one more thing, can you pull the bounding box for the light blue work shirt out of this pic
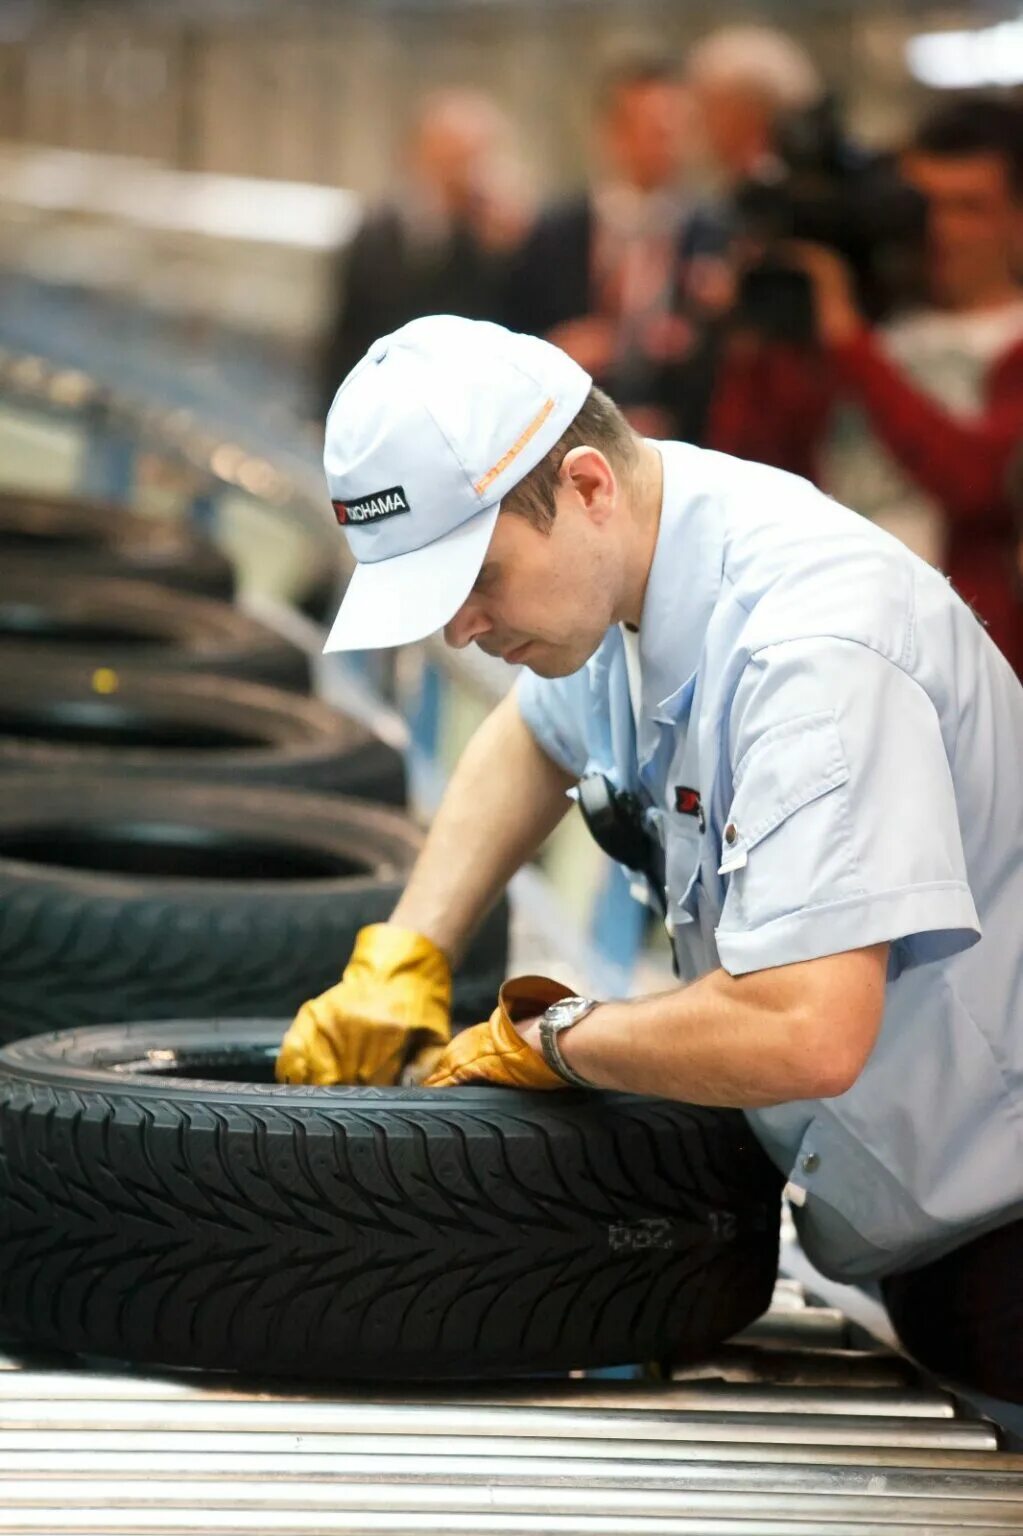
[518,439,1023,1282]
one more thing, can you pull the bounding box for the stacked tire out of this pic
[0,488,506,1039]
[0,568,311,691]
[0,487,780,1380]
[0,489,237,597]
[0,662,406,802]
[0,774,507,1038]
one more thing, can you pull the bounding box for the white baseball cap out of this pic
[322,315,592,652]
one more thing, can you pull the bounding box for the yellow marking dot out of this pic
[91,668,119,695]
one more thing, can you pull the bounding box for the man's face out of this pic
[901,150,1022,307]
[443,490,619,679]
[604,81,691,192]
[691,79,769,182]
[413,97,502,212]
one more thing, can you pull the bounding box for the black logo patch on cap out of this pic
[332,485,410,526]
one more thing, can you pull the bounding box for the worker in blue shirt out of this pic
[278,315,1023,1404]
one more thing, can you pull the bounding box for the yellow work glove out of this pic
[275,924,451,1086]
[423,976,574,1090]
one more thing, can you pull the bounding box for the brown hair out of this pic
[912,97,1023,197]
[596,53,683,118]
[502,385,638,531]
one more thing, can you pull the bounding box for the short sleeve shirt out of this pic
[518,440,1023,1282]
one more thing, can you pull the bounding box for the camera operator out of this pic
[709,97,1023,676]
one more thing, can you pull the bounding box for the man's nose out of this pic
[444,598,492,650]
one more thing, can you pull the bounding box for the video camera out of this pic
[733,95,928,344]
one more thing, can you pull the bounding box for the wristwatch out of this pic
[538,995,599,1088]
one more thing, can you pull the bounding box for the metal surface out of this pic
[671,1345,914,1387]
[0,1371,955,1419]
[4,1455,1023,1498]
[0,1475,1022,1526]
[0,1287,1018,1532]
[447,1380,957,1417]
[0,1413,997,1452]
[1,1518,1019,1536]
[736,1307,853,1350]
[0,1397,988,1445]
[3,1442,1018,1472]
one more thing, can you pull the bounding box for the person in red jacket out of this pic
[709,97,1023,674]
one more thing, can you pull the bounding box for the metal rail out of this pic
[0,1286,1019,1532]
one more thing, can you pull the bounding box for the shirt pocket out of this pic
[719,712,861,933]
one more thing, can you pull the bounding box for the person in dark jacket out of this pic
[319,89,531,414]
[505,55,729,444]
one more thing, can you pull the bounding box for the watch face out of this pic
[547,997,588,1028]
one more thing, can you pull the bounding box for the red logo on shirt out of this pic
[675,786,705,830]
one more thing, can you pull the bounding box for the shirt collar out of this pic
[637,441,725,734]
[593,181,688,239]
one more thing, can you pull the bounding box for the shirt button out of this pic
[724,823,738,845]
[801,1152,820,1175]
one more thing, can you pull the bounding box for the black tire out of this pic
[0,1018,782,1379]
[0,664,406,805]
[0,489,235,599]
[0,776,506,1040]
[295,564,343,626]
[0,571,309,692]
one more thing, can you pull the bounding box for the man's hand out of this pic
[275,924,451,1086]
[423,975,573,1090]
[787,241,863,347]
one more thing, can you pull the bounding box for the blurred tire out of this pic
[295,564,343,626]
[0,775,507,1040]
[0,663,405,804]
[0,1016,781,1379]
[0,571,309,691]
[0,489,235,599]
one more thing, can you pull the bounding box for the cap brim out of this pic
[324,501,501,653]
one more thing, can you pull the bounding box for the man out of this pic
[278,315,1023,1404]
[504,54,726,443]
[709,97,1023,674]
[686,23,824,192]
[317,89,530,415]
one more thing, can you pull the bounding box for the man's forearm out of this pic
[537,947,888,1108]
[390,692,576,966]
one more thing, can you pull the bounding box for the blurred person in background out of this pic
[686,23,825,194]
[318,88,531,415]
[505,54,728,443]
[709,97,1023,676]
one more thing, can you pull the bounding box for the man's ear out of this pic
[559,446,616,523]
